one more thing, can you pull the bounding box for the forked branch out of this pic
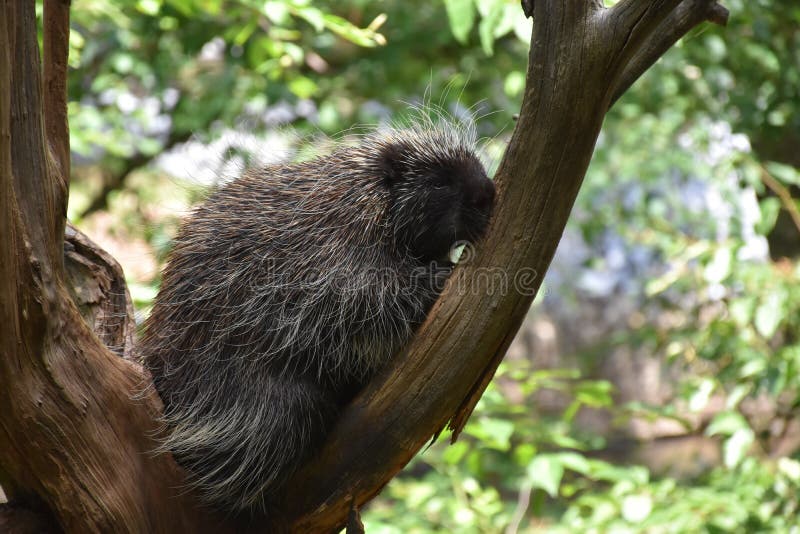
[609,0,686,49]
[611,0,729,106]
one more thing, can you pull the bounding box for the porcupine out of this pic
[139,115,495,514]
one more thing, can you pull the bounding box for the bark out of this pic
[0,0,727,532]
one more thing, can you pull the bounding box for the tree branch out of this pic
[1,3,233,531]
[521,0,534,18]
[0,4,22,436]
[608,0,684,49]
[43,0,71,183]
[9,0,63,273]
[610,0,729,107]
[0,4,13,217]
[539,0,602,24]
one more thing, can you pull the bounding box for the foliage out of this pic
[68,0,386,151]
[60,0,800,532]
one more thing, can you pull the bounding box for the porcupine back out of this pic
[139,119,495,513]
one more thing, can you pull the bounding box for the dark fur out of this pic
[139,124,494,513]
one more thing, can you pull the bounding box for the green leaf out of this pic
[263,1,290,25]
[704,34,727,60]
[111,53,135,74]
[295,5,324,32]
[464,417,514,451]
[706,411,749,437]
[738,357,766,379]
[756,197,781,235]
[137,137,162,156]
[621,494,653,523]
[527,455,564,497]
[513,443,537,466]
[504,70,525,97]
[777,457,800,482]
[575,380,614,407]
[136,0,161,16]
[703,247,732,283]
[754,288,786,338]
[586,462,649,484]
[743,42,780,73]
[725,384,752,409]
[443,0,475,44]
[728,296,756,327]
[232,20,258,46]
[766,161,800,186]
[288,76,318,99]
[553,452,591,475]
[492,4,518,40]
[441,441,469,465]
[164,0,194,16]
[723,427,754,467]
[689,378,715,412]
[477,0,504,55]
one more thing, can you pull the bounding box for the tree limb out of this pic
[609,0,684,40]
[43,0,71,183]
[9,1,61,272]
[521,0,534,18]
[610,0,729,106]
[1,2,232,531]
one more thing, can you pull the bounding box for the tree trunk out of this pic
[0,0,727,532]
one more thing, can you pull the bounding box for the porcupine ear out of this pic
[377,140,409,186]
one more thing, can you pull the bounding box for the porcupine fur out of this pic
[139,113,495,514]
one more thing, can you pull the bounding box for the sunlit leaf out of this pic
[621,494,653,523]
[477,0,504,55]
[443,0,475,45]
[706,411,749,437]
[527,455,564,498]
[766,161,800,186]
[754,288,786,338]
[723,427,754,467]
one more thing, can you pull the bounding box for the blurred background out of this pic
[58,0,800,531]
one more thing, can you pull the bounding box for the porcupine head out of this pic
[139,112,496,516]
